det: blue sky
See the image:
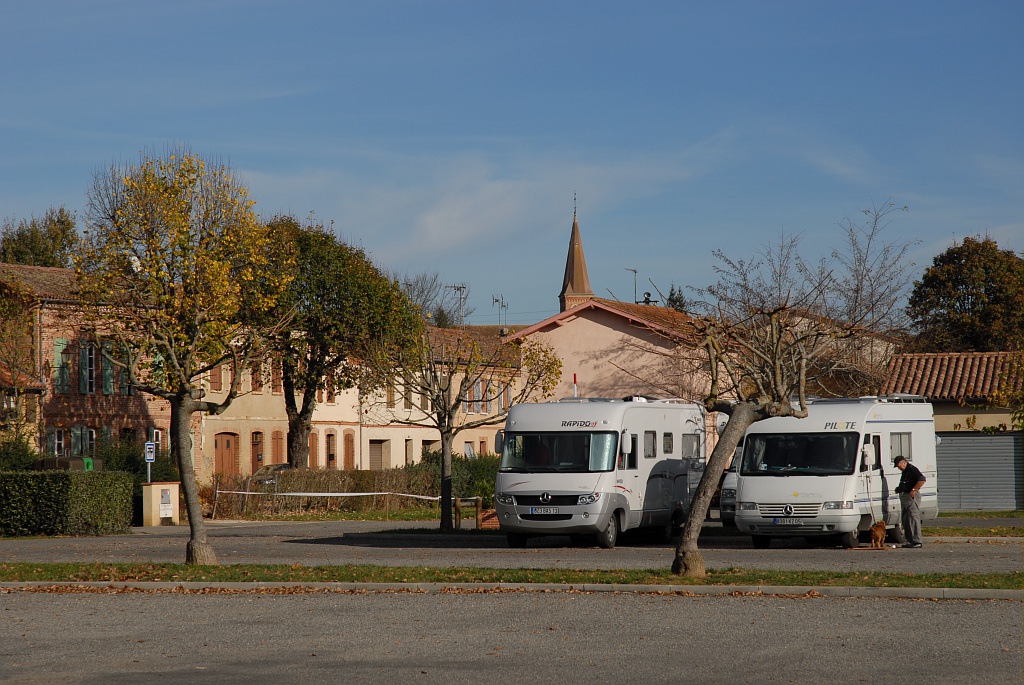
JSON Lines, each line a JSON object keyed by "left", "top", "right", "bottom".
{"left": 2, "top": 1, "right": 1021, "bottom": 325}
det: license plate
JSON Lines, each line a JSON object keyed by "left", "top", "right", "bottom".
{"left": 773, "top": 517, "right": 803, "bottom": 525}
{"left": 531, "top": 507, "right": 559, "bottom": 515}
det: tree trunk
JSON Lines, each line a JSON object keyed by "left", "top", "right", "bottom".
{"left": 170, "top": 395, "right": 218, "bottom": 565}
{"left": 671, "top": 402, "right": 757, "bottom": 577}
{"left": 439, "top": 432, "right": 453, "bottom": 532}
{"left": 286, "top": 412, "right": 312, "bottom": 469}
{"left": 281, "top": 357, "right": 313, "bottom": 469}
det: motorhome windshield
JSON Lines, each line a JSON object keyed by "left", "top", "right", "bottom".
{"left": 740, "top": 432, "right": 859, "bottom": 476}
{"left": 499, "top": 432, "right": 618, "bottom": 473}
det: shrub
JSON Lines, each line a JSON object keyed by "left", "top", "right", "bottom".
{"left": 203, "top": 452, "right": 500, "bottom": 519}
{"left": 0, "top": 435, "right": 37, "bottom": 471}
{"left": 95, "top": 440, "right": 179, "bottom": 494}
{"left": 0, "top": 471, "right": 134, "bottom": 536}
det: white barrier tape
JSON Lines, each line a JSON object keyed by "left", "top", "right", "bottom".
{"left": 216, "top": 490, "right": 440, "bottom": 501}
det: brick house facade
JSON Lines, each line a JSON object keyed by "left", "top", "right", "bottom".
{"left": 1, "top": 263, "right": 170, "bottom": 457}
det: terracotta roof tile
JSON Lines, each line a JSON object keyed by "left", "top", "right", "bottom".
{"left": 0, "top": 262, "right": 77, "bottom": 301}
{"left": 882, "top": 352, "right": 1023, "bottom": 401}
{"left": 0, "top": 361, "right": 45, "bottom": 391}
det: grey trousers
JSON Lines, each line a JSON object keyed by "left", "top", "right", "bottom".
{"left": 900, "top": 492, "right": 922, "bottom": 545}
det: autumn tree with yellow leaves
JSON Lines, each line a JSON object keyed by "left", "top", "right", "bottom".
{"left": 76, "top": 148, "right": 293, "bottom": 565}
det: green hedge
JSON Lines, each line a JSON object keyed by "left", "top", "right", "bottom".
{"left": 0, "top": 471, "right": 134, "bottom": 537}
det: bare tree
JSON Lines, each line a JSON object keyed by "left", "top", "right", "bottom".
{"left": 364, "top": 326, "right": 561, "bottom": 531}
{"left": 395, "top": 271, "right": 476, "bottom": 327}
{"left": 672, "top": 204, "right": 914, "bottom": 578}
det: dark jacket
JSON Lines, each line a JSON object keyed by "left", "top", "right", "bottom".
{"left": 896, "top": 462, "right": 925, "bottom": 494}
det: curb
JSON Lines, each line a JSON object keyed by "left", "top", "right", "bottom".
{"left": 1, "top": 581, "right": 1020, "bottom": 600}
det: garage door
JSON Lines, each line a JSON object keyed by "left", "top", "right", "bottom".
{"left": 936, "top": 432, "right": 1022, "bottom": 511}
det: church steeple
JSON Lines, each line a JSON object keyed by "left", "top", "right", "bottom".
{"left": 558, "top": 209, "right": 595, "bottom": 312}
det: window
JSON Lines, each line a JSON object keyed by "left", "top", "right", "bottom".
{"left": 644, "top": 431, "right": 657, "bottom": 459}
{"left": 403, "top": 379, "right": 413, "bottom": 410}
{"left": 386, "top": 385, "right": 396, "bottom": 409}
{"left": 101, "top": 342, "right": 114, "bottom": 395}
{"left": 251, "top": 362, "right": 263, "bottom": 393}
{"left": 209, "top": 365, "right": 222, "bottom": 392}
{"left": 419, "top": 390, "right": 428, "bottom": 411}
{"left": 663, "top": 432, "right": 673, "bottom": 455}
{"left": 473, "top": 380, "right": 483, "bottom": 414}
{"left": 326, "top": 433, "right": 337, "bottom": 467}
{"left": 119, "top": 348, "right": 134, "bottom": 396}
{"left": 80, "top": 344, "right": 96, "bottom": 394}
{"left": 890, "top": 432, "right": 912, "bottom": 462}
{"left": 464, "top": 442, "right": 476, "bottom": 458}
{"left": 862, "top": 434, "right": 882, "bottom": 471}
{"left": 678, "top": 435, "right": 699, "bottom": 460}
{"left": 271, "top": 359, "right": 283, "bottom": 394}
{"left": 618, "top": 434, "right": 639, "bottom": 470}
{"left": 69, "top": 426, "right": 98, "bottom": 456}
{"left": 251, "top": 432, "right": 264, "bottom": 462}
{"left": 483, "top": 381, "right": 492, "bottom": 414}
{"left": 150, "top": 428, "right": 163, "bottom": 452}
{"left": 53, "top": 338, "right": 70, "bottom": 394}
{"left": 54, "top": 428, "right": 66, "bottom": 456}
{"left": 272, "top": 430, "right": 284, "bottom": 463}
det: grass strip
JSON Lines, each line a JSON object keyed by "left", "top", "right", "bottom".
{"left": 0, "top": 562, "right": 1020, "bottom": 590}
{"left": 924, "top": 526, "right": 1020, "bottom": 538}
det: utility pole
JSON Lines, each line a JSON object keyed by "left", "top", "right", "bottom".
{"left": 625, "top": 268, "right": 638, "bottom": 304}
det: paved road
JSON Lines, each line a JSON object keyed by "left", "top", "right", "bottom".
{"left": 1, "top": 520, "right": 1020, "bottom": 576}
{"left": 1, "top": 590, "right": 1021, "bottom": 685}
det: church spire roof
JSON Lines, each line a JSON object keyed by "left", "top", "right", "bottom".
{"left": 558, "top": 209, "right": 595, "bottom": 312}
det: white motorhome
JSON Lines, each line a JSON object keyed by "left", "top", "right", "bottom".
{"left": 495, "top": 397, "right": 706, "bottom": 548}
{"left": 735, "top": 395, "right": 939, "bottom": 548}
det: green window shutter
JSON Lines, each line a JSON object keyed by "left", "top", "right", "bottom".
{"left": 102, "top": 343, "right": 114, "bottom": 395}
{"left": 79, "top": 346, "right": 89, "bottom": 394}
{"left": 54, "top": 338, "right": 69, "bottom": 393}
{"left": 101, "top": 426, "right": 112, "bottom": 448}
{"left": 71, "top": 425, "right": 84, "bottom": 456}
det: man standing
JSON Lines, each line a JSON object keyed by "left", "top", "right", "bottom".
{"left": 894, "top": 456, "right": 926, "bottom": 548}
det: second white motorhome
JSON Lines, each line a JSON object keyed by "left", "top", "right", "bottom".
{"left": 735, "top": 396, "right": 939, "bottom": 548}
{"left": 494, "top": 397, "right": 706, "bottom": 548}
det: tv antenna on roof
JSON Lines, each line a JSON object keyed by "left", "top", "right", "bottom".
{"left": 625, "top": 268, "right": 638, "bottom": 304}
{"left": 445, "top": 283, "right": 467, "bottom": 326}
{"left": 492, "top": 294, "right": 508, "bottom": 327}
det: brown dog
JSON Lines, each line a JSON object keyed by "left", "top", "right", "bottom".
{"left": 869, "top": 520, "right": 887, "bottom": 548}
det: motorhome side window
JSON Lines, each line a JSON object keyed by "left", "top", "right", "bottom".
{"left": 644, "top": 431, "right": 657, "bottom": 459}
{"left": 678, "top": 435, "right": 699, "bottom": 460}
{"left": 890, "top": 432, "right": 912, "bottom": 462}
{"left": 663, "top": 432, "right": 673, "bottom": 455}
{"left": 618, "top": 434, "right": 638, "bottom": 470}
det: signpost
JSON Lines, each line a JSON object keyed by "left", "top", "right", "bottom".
{"left": 145, "top": 441, "right": 156, "bottom": 483}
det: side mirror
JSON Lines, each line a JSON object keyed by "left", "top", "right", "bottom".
{"left": 494, "top": 431, "right": 504, "bottom": 454}
{"left": 861, "top": 445, "right": 873, "bottom": 471}
{"left": 620, "top": 430, "right": 632, "bottom": 455}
